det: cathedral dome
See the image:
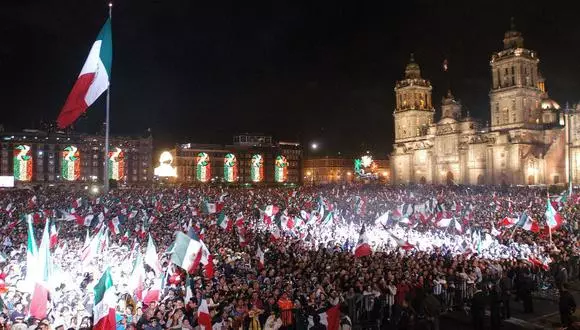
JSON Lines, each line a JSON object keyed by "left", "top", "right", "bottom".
{"left": 540, "top": 98, "right": 560, "bottom": 110}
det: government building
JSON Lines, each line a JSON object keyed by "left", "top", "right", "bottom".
{"left": 0, "top": 128, "right": 153, "bottom": 187}
{"left": 391, "top": 23, "right": 580, "bottom": 185}
{"left": 169, "top": 134, "right": 302, "bottom": 184}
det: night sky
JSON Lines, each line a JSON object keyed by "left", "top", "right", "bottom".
{"left": 2, "top": 0, "right": 580, "bottom": 156}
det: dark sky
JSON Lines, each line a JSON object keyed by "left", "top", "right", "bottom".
{"left": 2, "top": 0, "right": 580, "bottom": 156}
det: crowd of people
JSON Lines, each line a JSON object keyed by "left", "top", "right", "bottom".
{"left": 0, "top": 184, "right": 579, "bottom": 330}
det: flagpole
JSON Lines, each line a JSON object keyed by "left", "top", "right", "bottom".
{"left": 104, "top": 2, "right": 112, "bottom": 193}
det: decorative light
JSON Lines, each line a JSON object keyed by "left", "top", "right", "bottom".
{"left": 154, "top": 151, "right": 177, "bottom": 177}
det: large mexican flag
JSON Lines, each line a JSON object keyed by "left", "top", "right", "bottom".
{"left": 57, "top": 18, "right": 112, "bottom": 129}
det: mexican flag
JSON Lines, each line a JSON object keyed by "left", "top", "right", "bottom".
{"left": 203, "top": 202, "right": 217, "bottom": 214}
{"left": 498, "top": 217, "right": 518, "bottom": 228}
{"left": 129, "top": 250, "right": 145, "bottom": 301}
{"left": 29, "top": 220, "right": 52, "bottom": 320}
{"left": 321, "top": 211, "right": 334, "bottom": 226}
{"left": 26, "top": 214, "right": 38, "bottom": 283}
{"left": 170, "top": 232, "right": 201, "bottom": 273}
{"left": 199, "top": 240, "right": 214, "bottom": 279}
{"left": 72, "top": 197, "right": 83, "bottom": 209}
{"left": 307, "top": 305, "right": 340, "bottom": 330}
{"left": 545, "top": 198, "right": 563, "bottom": 230}
{"left": 516, "top": 212, "right": 539, "bottom": 233}
{"left": 197, "top": 299, "right": 212, "bottom": 330}
{"left": 217, "top": 212, "right": 232, "bottom": 231}
{"left": 49, "top": 222, "right": 58, "bottom": 249}
{"left": 256, "top": 245, "right": 264, "bottom": 270}
{"left": 354, "top": 225, "right": 372, "bottom": 257}
{"left": 57, "top": 18, "right": 112, "bottom": 129}
{"left": 388, "top": 232, "right": 415, "bottom": 251}
{"left": 93, "top": 268, "right": 116, "bottom": 330}
{"left": 107, "top": 217, "right": 120, "bottom": 235}
{"left": 145, "top": 234, "right": 161, "bottom": 274}
{"left": 264, "top": 205, "right": 279, "bottom": 217}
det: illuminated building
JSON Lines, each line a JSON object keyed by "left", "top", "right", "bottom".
{"left": 172, "top": 134, "right": 302, "bottom": 184}
{"left": 391, "top": 22, "right": 578, "bottom": 185}
{"left": 303, "top": 156, "right": 390, "bottom": 184}
{"left": 0, "top": 129, "right": 153, "bottom": 186}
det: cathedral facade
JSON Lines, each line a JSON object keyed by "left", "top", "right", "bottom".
{"left": 391, "top": 24, "right": 580, "bottom": 185}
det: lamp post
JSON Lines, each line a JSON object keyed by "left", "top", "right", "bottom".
{"left": 567, "top": 103, "right": 574, "bottom": 196}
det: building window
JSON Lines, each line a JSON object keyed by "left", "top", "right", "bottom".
{"left": 553, "top": 175, "right": 560, "bottom": 184}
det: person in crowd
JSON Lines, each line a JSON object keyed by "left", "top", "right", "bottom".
{"left": 499, "top": 270, "right": 512, "bottom": 319}
{"left": 559, "top": 283, "right": 577, "bottom": 328}
{"left": 471, "top": 284, "right": 487, "bottom": 330}
{"left": 0, "top": 184, "right": 577, "bottom": 329}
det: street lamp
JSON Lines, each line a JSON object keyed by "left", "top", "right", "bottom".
{"left": 311, "top": 143, "right": 318, "bottom": 150}
{"left": 567, "top": 104, "right": 574, "bottom": 195}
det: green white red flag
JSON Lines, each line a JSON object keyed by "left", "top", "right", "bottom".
{"left": 93, "top": 268, "right": 116, "bottom": 330}
{"left": 217, "top": 212, "right": 232, "bottom": 231}
{"left": 198, "top": 298, "right": 212, "bottom": 330}
{"left": 170, "top": 232, "right": 201, "bottom": 273}
{"left": 145, "top": 234, "right": 161, "bottom": 274}
{"left": 545, "top": 198, "right": 563, "bottom": 230}
{"left": 57, "top": 18, "right": 112, "bottom": 128}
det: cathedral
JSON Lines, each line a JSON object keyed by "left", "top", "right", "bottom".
{"left": 390, "top": 22, "right": 580, "bottom": 185}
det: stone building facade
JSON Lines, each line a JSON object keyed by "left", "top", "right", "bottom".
{"left": 391, "top": 23, "right": 576, "bottom": 185}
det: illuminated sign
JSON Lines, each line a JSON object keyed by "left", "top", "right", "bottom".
{"left": 154, "top": 151, "right": 177, "bottom": 177}
{"left": 61, "top": 145, "right": 80, "bottom": 181}
{"left": 354, "top": 155, "right": 377, "bottom": 178}
{"left": 250, "top": 154, "right": 263, "bottom": 182}
{"left": 0, "top": 176, "right": 14, "bottom": 187}
{"left": 108, "top": 147, "right": 125, "bottom": 181}
{"left": 14, "top": 145, "right": 32, "bottom": 181}
{"left": 224, "top": 153, "right": 238, "bottom": 183}
{"left": 196, "top": 152, "right": 211, "bottom": 183}
{"left": 275, "top": 155, "right": 288, "bottom": 183}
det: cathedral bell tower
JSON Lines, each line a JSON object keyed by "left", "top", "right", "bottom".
{"left": 489, "top": 18, "right": 543, "bottom": 130}
{"left": 393, "top": 54, "right": 435, "bottom": 142}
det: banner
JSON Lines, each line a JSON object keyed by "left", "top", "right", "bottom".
{"left": 14, "top": 145, "right": 33, "bottom": 181}
{"left": 250, "top": 154, "right": 263, "bottom": 182}
{"left": 61, "top": 146, "right": 80, "bottom": 181}
{"left": 196, "top": 152, "right": 211, "bottom": 183}
{"left": 108, "top": 147, "right": 125, "bottom": 181}
{"left": 274, "top": 155, "right": 288, "bottom": 183}
{"left": 224, "top": 153, "right": 237, "bottom": 183}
